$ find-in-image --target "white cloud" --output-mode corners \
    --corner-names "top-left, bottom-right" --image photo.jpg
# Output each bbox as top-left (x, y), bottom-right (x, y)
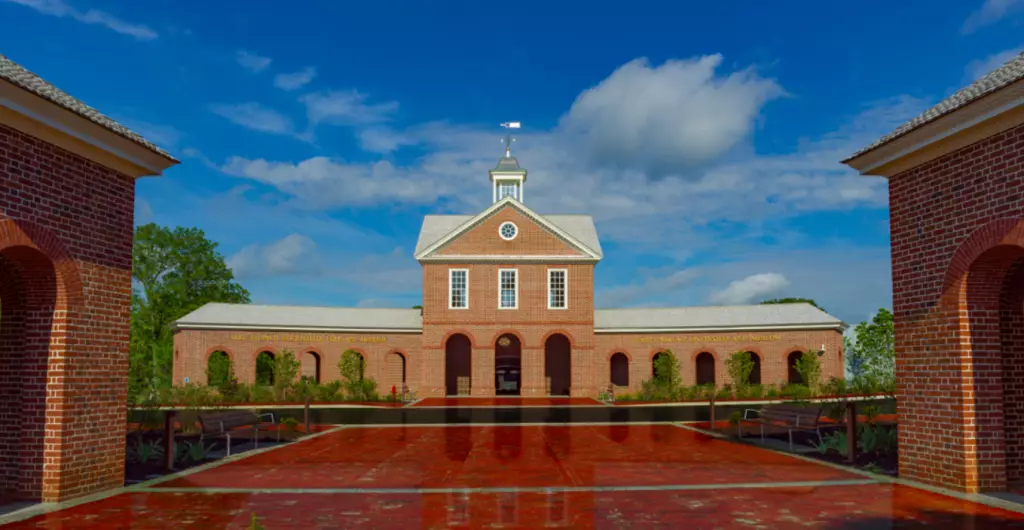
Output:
top-left (117, 118), bottom-right (183, 151)
top-left (210, 102), bottom-right (297, 136)
top-left (709, 273), bottom-right (790, 305)
top-left (6, 0), bottom-right (157, 40)
top-left (962, 0), bottom-right (1023, 34)
top-left (235, 50), bottom-right (272, 73)
top-left (274, 66), bottom-right (317, 91)
top-left (300, 90), bottom-right (399, 126)
top-left (597, 269), bottom-right (701, 308)
top-left (558, 55), bottom-right (785, 175)
top-left (965, 47), bottom-right (1023, 81)
top-left (134, 198), bottom-right (154, 225)
top-left (357, 127), bottom-right (418, 153)
top-left (227, 234), bottom-right (321, 279)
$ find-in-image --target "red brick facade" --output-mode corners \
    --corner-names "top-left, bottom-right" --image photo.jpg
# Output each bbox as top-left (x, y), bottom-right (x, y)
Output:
top-left (174, 202), bottom-right (845, 398)
top-left (0, 123), bottom-right (137, 502)
top-left (886, 123), bottom-right (1024, 493)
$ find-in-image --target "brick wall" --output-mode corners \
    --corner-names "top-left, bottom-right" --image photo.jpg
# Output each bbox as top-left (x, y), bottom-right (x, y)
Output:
top-left (888, 122), bottom-right (1024, 492)
top-left (0, 123), bottom-right (136, 502)
top-left (593, 329), bottom-right (845, 393)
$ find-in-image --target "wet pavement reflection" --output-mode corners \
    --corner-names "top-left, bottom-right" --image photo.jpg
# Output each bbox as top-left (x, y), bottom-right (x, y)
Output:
top-left (6, 418), bottom-right (1024, 528)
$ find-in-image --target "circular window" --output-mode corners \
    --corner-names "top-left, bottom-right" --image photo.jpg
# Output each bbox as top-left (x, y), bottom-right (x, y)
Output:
top-left (499, 222), bottom-right (518, 241)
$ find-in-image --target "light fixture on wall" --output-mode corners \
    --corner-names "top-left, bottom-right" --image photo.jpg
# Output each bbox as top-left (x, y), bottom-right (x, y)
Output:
top-left (817, 344), bottom-right (826, 357)
top-left (498, 336), bottom-right (512, 347)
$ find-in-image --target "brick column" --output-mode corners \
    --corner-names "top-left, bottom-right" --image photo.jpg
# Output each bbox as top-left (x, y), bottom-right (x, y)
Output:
top-left (471, 346), bottom-right (495, 397)
top-left (521, 347), bottom-right (544, 396)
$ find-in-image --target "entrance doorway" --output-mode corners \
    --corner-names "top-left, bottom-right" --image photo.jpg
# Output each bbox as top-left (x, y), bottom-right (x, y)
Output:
top-left (545, 334), bottom-right (571, 396)
top-left (495, 334), bottom-right (521, 395)
top-left (445, 334), bottom-right (472, 396)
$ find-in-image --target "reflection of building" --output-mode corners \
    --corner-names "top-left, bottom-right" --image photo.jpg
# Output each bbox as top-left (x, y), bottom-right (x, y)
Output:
top-left (843, 53), bottom-right (1024, 494)
top-left (173, 144), bottom-right (847, 396)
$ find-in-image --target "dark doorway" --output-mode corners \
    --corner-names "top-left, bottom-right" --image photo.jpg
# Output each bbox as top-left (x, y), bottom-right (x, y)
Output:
top-left (696, 352), bottom-right (715, 386)
top-left (545, 334), bottom-right (572, 396)
top-left (302, 351), bottom-right (321, 383)
top-left (748, 352), bottom-right (762, 384)
top-left (445, 334), bottom-right (472, 396)
top-left (495, 334), bottom-right (522, 395)
top-left (610, 353), bottom-right (629, 387)
top-left (207, 351), bottom-right (232, 386)
top-left (787, 351), bottom-right (803, 384)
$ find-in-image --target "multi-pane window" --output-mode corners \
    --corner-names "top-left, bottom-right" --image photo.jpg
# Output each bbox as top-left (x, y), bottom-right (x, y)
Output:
top-left (548, 269), bottom-right (567, 309)
top-left (499, 269), bottom-right (517, 309)
top-left (449, 269), bottom-right (468, 309)
top-left (498, 181), bottom-right (519, 201)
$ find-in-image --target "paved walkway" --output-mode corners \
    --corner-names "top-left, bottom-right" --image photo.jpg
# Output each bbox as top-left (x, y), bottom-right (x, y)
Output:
top-left (5, 424), bottom-right (1024, 528)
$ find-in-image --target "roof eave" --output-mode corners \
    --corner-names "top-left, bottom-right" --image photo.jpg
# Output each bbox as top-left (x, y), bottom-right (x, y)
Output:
top-left (172, 322), bottom-right (423, 334)
top-left (594, 323), bottom-right (847, 333)
top-left (844, 79), bottom-right (1024, 178)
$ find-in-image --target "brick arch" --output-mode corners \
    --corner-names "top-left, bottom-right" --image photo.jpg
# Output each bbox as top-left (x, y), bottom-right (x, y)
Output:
top-left (648, 348), bottom-right (674, 361)
top-left (441, 329), bottom-right (478, 348)
top-left (205, 346), bottom-right (234, 363)
top-left (606, 349), bottom-right (632, 362)
top-left (490, 329), bottom-right (526, 347)
top-left (541, 329), bottom-right (575, 348)
top-left (942, 217), bottom-right (1024, 295)
top-left (688, 349), bottom-right (719, 362)
top-left (0, 218), bottom-right (84, 307)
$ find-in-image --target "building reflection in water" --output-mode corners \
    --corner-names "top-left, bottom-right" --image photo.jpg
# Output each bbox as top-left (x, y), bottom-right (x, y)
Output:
top-left (494, 425), bottom-right (522, 462)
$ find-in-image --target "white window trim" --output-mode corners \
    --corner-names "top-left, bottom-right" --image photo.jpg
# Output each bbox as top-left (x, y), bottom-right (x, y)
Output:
top-left (449, 268), bottom-right (469, 310)
top-left (498, 268), bottom-right (518, 310)
top-left (547, 268), bottom-right (568, 310)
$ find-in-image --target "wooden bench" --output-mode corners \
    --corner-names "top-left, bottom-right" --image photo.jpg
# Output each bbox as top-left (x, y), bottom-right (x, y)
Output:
top-left (739, 404), bottom-right (824, 450)
top-left (198, 410), bottom-right (279, 456)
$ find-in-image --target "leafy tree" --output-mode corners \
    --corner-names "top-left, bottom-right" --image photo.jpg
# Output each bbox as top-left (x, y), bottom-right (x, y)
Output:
top-left (846, 308), bottom-right (895, 391)
top-left (272, 350), bottom-right (301, 400)
top-left (761, 298), bottom-right (825, 312)
top-left (652, 350), bottom-right (681, 387)
top-left (255, 352), bottom-right (275, 385)
top-left (206, 352), bottom-right (234, 388)
top-left (412, 305), bottom-right (423, 310)
top-left (339, 350), bottom-right (377, 401)
top-left (725, 351), bottom-right (755, 387)
top-left (130, 223), bottom-right (250, 401)
top-left (794, 350), bottom-right (822, 392)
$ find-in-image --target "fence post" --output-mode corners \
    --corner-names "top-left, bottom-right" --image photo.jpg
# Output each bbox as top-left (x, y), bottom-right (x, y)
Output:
top-left (709, 393), bottom-right (716, 430)
top-left (304, 397), bottom-right (311, 434)
top-left (846, 401), bottom-right (857, 463)
top-left (164, 410), bottom-right (176, 472)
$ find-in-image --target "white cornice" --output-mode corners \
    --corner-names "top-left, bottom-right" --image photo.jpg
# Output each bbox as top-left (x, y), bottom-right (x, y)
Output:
top-left (420, 255), bottom-right (599, 262)
top-left (173, 322), bottom-right (847, 334)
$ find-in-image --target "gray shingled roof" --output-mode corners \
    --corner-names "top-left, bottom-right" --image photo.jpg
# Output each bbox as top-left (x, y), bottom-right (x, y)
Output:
top-left (174, 303), bottom-right (422, 331)
top-left (175, 302), bottom-right (844, 332)
top-left (845, 51), bottom-right (1024, 161)
top-left (416, 214), bottom-right (603, 257)
top-left (0, 53), bottom-right (177, 161)
top-left (594, 303), bottom-right (845, 331)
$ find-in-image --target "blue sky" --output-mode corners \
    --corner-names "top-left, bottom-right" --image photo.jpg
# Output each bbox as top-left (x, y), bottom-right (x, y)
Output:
top-left (2, 0), bottom-right (1022, 326)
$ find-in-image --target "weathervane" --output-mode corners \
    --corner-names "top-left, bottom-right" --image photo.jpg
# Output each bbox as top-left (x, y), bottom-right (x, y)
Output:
top-left (500, 122), bottom-right (520, 157)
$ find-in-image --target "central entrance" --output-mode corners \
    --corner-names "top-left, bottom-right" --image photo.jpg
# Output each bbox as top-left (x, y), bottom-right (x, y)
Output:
top-left (494, 333), bottom-right (521, 395)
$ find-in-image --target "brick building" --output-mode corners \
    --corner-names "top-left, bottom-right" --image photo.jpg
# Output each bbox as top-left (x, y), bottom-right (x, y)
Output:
top-left (174, 145), bottom-right (847, 397)
top-left (843, 53), bottom-right (1024, 494)
top-left (0, 55), bottom-right (177, 502)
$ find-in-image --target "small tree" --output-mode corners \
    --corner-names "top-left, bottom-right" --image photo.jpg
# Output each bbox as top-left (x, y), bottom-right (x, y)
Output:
top-left (725, 351), bottom-right (755, 390)
top-left (255, 352), bottom-right (275, 385)
top-left (794, 350), bottom-right (822, 393)
top-left (653, 350), bottom-right (682, 387)
top-left (272, 350), bottom-right (301, 400)
top-left (339, 349), bottom-right (377, 401)
top-left (206, 352), bottom-right (234, 388)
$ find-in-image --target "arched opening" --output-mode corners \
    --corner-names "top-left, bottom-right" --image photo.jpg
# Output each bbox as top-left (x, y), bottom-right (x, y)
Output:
top-left (445, 334), bottom-right (472, 396)
top-left (747, 352), bottom-right (762, 385)
top-left (695, 352), bottom-right (715, 386)
top-left (206, 351), bottom-right (233, 386)
top-left (301, 351), bottom-right (321, 383)
top-left (385, 351), bottom-right (407, 392)
top-left (787, 351), bottom-right (804, 385)
top-left (652, 351), bottom-right (667, 378)
top-left (956, 244), bottom-right (1024, 491)
top-left (610, 352), bottom-right (629, 387)
top-left (255, 351), bottom-right (276, 385)
top-left (0, 245), bottom-right (61, 501)
top-left (545, 334), bottom-right (571, 396)
top-left (495, 334), bottom-right (522, 395)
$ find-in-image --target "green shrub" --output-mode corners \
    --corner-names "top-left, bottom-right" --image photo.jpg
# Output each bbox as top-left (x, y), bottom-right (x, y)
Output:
top-left (728, 411), bottom-right (742, 426)
top-left (280, 416), bottom-right (300, 432)
top-left (128, 438), bottom-right (164, 464)
top-left (725, 351), bottom-right (755, 392)
top-left (255, 352), bottom-right (275, 385)
top-left (272, 350), bottom-right (301, 401)
top-left (794, 351), bottom-right (822, 392)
